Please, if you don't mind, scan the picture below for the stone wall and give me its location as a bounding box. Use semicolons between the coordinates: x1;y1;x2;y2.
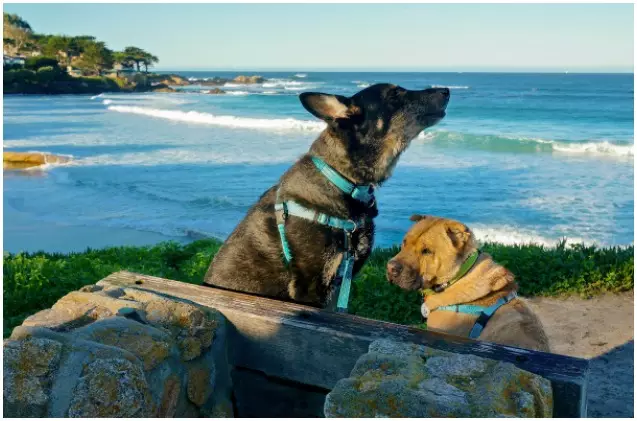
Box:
3;284;233;417
4;283;556;418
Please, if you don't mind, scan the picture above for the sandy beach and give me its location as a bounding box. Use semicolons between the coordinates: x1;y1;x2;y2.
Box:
527;293;634;417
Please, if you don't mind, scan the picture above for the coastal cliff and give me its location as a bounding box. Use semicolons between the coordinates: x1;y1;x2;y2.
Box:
3;69;267;95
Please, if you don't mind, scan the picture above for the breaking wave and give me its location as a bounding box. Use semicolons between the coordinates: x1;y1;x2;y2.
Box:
417;130;633;159
432;85;470;89
107;105;326;132
471;224;600;247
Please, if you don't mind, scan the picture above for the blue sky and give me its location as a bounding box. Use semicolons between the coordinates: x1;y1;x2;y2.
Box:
4;3;634;72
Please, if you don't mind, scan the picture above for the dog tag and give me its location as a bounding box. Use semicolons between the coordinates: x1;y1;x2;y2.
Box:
421;302;430;319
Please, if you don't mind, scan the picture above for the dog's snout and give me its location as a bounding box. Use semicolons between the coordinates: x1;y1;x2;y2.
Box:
434;88;450;108
433;87;450;98
415;87;450;112
387;260;403;279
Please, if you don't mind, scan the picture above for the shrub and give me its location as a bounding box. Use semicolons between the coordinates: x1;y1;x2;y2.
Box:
35;66;58;85
3;68;36;85
3;63;23;71
3;239;633;336
24;56;59;71
112;76;130;89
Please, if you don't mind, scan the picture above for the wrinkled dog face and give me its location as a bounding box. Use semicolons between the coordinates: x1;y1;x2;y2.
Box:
300;84;450;182
386;215;477;291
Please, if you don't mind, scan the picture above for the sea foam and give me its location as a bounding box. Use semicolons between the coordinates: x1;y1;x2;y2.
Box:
416;130;633;158
107;105;326;132
432;85;470;89
471;224;600;247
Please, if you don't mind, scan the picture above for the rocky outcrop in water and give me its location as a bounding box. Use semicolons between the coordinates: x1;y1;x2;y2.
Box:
3;152;71;170
150;83;177;93
158;74;191;86
232;75;265;84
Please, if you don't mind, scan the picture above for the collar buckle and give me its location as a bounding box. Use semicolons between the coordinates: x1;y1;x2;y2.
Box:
274;203;287;224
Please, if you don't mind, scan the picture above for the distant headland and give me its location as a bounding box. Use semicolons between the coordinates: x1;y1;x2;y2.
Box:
3;12;267;95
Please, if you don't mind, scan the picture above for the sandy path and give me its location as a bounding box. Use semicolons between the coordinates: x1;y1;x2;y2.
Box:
526;292;634;418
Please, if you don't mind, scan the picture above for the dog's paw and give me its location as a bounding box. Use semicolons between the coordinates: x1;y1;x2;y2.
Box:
421;302;430;319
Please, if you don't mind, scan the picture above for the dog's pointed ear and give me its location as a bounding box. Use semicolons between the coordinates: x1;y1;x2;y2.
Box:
409;214;428;222
300;92;358;122
445;220;472;250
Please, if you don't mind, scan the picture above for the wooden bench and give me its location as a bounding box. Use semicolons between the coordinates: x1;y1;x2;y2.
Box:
98;271;589;417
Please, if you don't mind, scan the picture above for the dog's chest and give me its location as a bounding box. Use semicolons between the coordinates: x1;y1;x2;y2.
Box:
426;311;478;337
355;228;373;256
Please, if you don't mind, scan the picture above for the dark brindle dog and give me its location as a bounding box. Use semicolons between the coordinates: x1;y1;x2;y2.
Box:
203;83;449;307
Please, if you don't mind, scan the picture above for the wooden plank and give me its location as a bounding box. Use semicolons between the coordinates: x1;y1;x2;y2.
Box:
98;271;589;417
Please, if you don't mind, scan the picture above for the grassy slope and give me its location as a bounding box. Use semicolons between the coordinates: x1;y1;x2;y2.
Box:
3;239;633;336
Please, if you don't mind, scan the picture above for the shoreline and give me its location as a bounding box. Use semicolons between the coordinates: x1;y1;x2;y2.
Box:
2;72;265;96
4;188;632;254
4;206;633;255
3;205;187;254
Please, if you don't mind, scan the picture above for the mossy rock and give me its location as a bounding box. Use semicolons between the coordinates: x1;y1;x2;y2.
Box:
324;339;552;417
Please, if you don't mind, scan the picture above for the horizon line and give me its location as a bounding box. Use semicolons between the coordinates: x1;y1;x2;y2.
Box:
154;68;634;74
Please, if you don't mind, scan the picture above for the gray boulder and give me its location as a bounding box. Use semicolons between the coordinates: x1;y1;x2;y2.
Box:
4;284;233;417
324;339;553;418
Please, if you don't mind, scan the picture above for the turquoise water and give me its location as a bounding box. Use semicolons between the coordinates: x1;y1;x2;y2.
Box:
3;72;634;252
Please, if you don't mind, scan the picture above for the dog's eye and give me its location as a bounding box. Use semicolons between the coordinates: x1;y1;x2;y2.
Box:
421;248;432;255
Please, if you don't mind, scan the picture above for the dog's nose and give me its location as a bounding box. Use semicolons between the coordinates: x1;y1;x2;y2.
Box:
387;260;403;279
435;88;450;109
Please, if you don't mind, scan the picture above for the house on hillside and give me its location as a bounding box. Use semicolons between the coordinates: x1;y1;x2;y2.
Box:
66;66;83;77
104;64;140;82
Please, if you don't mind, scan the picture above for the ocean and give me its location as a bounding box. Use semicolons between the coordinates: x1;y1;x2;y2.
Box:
3;72;634;253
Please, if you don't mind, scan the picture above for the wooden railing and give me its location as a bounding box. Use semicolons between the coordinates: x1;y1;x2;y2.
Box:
98;271;589;417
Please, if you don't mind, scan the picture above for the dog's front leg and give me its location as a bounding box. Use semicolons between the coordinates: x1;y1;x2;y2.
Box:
323;252;344;310
352;227;374;274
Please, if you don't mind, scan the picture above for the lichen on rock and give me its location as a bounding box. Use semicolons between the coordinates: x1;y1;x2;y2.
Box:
74;317;173;370
187;365;212;406
67;358;154;417
324;339;553;418
4;283;232;417
3;337;63;417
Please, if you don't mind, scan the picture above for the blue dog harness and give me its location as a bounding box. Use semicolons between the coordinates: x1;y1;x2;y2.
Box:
274;156;376;312
423;250;518;339
435;291;518;339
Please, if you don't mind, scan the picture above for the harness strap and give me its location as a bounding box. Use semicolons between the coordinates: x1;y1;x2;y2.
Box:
435;291;518;339
335;237;355;312
284;201;358;232
274;157;376;313
274;202;293;263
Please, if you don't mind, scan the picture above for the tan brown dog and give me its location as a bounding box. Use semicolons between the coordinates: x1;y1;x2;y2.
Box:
387;214;550;352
